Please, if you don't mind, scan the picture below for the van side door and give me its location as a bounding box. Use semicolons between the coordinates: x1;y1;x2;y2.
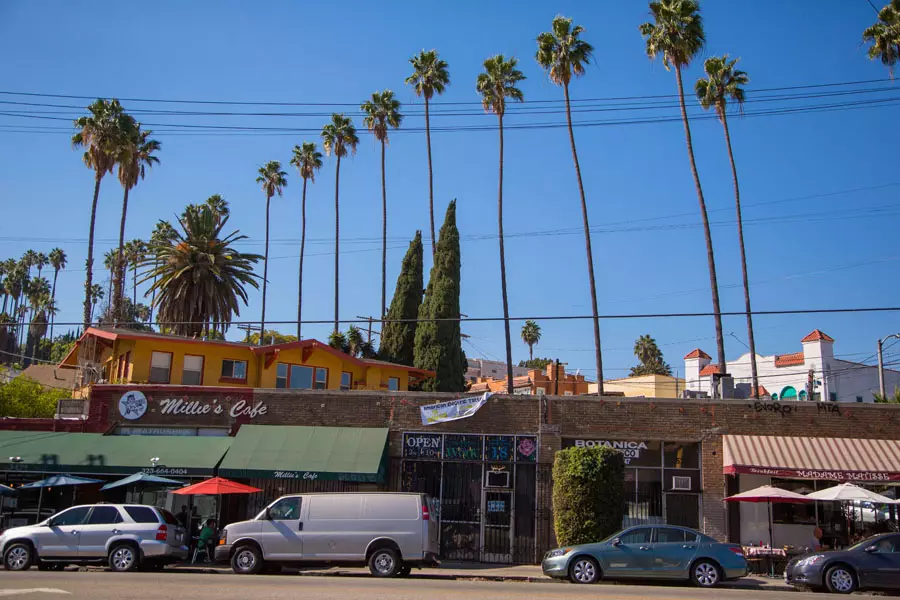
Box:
302;495;363;559
258;496;304;561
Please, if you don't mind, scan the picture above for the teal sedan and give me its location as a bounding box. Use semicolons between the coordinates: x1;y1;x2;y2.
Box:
542;525;748;588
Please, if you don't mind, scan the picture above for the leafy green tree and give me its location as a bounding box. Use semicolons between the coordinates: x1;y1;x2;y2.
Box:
537;15;605;393
321;114;360;333
142;204;262;337
520;320;542;362
290;142;323;339
361;90;403;319
553;446;625;546
248;330;298;345
414;201;466;392
379;231;424;367
328;330;349;354
875;389;900;403
476;54;525;395
114;127;160;323
696;54;757;397
255;160;288;340
406;50;450;257
629;334;672;376
0;377;70;418
72;99;136;329
47;248;66;341
49;331;78;364
98;297;152;332
640;0;726;375
518;357;553;370
863;0;900;77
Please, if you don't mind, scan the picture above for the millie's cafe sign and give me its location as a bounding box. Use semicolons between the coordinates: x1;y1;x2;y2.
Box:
118;391;268;422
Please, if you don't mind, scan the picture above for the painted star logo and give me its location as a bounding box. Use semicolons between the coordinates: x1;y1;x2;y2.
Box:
119;391;147;420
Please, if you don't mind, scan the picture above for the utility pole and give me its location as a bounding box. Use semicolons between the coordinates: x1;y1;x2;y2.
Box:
237;323;261;344
356;315;374;345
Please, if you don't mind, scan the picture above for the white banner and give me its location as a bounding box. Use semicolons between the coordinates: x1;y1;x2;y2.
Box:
420;392;492;426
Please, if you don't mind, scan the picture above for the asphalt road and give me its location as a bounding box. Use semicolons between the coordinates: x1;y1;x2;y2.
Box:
0;571;827;600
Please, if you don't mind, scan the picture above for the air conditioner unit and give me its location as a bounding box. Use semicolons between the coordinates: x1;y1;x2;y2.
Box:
485;470;510;488
672;476;692;491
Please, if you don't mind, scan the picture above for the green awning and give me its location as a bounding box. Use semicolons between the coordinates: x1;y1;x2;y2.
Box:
217;425;389;482
0;431;232;477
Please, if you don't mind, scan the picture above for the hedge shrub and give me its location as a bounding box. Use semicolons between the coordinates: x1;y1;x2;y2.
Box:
552;445;625;546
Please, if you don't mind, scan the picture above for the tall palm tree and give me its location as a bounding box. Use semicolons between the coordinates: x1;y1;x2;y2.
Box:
290;142;323;339
124;239;146;310
205;194;229;225
520;320;542;362
321;114;360;334
47;248;66;341
89;284;104;323
141;204;262;337
406;50;450;257
536;15;606;393
640;0;727;378
113;127;161;324
255;161;288;342
476;54;526;395
21;250;38;278
73;98;136;329
696;54;758;398
103;249;118;319
149;220;178;328
34;252;48;280
863;0;900;77
361;90;404;320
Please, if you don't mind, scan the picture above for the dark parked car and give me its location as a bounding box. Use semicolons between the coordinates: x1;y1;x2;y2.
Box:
785;533;900;594
542;525;748;588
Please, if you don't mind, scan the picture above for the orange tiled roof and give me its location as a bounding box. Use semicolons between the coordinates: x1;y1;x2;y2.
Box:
801;329;834;343
756;385;770;397
685;348;711;360
775;352;805;367
699;364;723;376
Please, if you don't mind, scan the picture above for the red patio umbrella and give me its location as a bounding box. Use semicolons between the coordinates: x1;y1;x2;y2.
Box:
725;485;813;550
173;477;262;526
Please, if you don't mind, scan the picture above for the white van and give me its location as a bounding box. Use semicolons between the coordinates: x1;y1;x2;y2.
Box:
215;492;440;577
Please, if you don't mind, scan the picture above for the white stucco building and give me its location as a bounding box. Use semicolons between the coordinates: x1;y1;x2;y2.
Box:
683;329;900;403
465;358;530;384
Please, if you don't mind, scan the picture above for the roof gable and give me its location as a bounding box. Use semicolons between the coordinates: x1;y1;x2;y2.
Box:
801;329;834;343
684;348;711;360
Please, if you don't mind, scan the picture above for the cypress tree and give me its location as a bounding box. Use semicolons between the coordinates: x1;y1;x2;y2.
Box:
415;201;466;391
379;231;423;366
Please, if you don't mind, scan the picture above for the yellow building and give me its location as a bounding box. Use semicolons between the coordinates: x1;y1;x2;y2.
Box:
589;374;686;399
62;327;433;395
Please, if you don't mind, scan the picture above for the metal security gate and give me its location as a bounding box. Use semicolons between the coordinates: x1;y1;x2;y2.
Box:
482;489;513;562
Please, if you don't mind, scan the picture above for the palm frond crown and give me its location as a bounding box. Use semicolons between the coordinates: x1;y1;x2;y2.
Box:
536;15;594;87
862;0;900;77
290;142;324;182
405;50;451;100
476;54;527;117
361;90;403;143
256;160;288;199
695;54;749;118
639;0;705;70
320;114;360;159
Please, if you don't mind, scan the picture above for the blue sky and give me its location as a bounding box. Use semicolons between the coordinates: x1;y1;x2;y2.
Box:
1;0;898;380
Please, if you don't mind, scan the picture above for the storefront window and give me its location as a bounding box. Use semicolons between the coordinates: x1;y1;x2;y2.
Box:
772;479;816;524
664;442;699;469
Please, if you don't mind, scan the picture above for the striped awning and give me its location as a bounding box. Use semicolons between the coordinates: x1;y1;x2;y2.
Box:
723;435;900;482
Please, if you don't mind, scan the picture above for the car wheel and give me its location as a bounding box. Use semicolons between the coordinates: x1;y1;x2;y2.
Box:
569;557;600;584
368;548;401;577
398;565;412;577
3;542;33;571
824;565;857;594
108;543;139;572
691;560;721;588
231;545;263;575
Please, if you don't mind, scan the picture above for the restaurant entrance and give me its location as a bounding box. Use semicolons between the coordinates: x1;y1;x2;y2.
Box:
394;432;539;564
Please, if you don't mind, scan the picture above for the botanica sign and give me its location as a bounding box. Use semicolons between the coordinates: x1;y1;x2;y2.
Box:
158;397;268;419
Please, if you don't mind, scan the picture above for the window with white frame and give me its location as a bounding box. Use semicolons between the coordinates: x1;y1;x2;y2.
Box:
149;352;172;383
341;371;352;391
182;355;204;385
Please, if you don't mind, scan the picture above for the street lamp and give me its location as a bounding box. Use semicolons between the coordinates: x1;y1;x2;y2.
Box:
877;333;900;400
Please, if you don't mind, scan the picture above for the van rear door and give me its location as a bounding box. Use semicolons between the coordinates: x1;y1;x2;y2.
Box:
423;495;439;557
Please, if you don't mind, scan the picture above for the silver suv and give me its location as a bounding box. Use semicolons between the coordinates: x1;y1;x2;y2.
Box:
1;504;188;572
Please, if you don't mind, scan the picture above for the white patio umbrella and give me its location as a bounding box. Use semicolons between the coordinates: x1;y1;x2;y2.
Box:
806;482;899;504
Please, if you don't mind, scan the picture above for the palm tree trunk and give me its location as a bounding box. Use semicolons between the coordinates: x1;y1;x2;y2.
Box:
106;271;113;322
721;110;758;399
529;343;533;362
675;65;726;382
425;97;436;258
48;268;59;342
381;137;388;320
132;263;138;311
334;155;341;334
83;173;102;329
260;194;271;344
297;177;308;339
564;82;604;395
497;114;514;395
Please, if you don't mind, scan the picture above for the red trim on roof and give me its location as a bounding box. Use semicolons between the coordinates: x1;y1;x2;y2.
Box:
775;351;805;367
801;329;834;343
250;339;364;367
699;364;723;376
684;348;711;360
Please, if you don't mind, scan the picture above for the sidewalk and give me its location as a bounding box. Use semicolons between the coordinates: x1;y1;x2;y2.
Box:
170;561;793;591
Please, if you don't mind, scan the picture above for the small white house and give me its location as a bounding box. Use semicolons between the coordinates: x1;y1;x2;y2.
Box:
684;330;900;403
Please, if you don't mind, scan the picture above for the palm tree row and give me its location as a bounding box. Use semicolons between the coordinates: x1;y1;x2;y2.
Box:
0;249;67;359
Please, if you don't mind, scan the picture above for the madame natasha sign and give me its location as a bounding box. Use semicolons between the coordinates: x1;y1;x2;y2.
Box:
118;391;268;421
